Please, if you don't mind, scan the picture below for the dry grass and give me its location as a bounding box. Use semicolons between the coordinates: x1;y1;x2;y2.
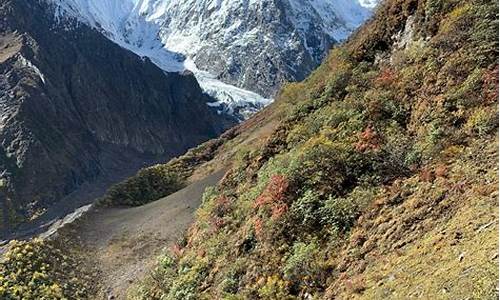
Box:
329;139;499;300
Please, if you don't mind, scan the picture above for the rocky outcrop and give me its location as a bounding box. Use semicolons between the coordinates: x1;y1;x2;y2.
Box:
153;0;373;97
0;0;234;235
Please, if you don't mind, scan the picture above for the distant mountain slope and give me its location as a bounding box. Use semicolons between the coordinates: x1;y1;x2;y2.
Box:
48;0;374;119
149;0;373;96
0;0;233;236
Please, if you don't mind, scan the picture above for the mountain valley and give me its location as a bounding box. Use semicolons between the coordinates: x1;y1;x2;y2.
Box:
0;0;498;299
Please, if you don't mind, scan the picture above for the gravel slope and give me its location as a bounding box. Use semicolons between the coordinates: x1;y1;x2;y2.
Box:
67;170;226;299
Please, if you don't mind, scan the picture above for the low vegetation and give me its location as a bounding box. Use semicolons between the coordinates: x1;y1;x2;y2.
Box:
0;239;92;299
98;130;239;206
130;0;499;298
2;0;498;298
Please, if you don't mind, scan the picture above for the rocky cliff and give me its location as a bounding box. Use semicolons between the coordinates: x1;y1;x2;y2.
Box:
153;0;373;97
49;0;375;118
0;0;233;235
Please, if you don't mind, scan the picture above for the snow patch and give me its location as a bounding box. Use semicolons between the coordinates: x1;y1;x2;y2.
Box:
40;204;92;239
47;0;270;120
18;55;46;84
358;0;379;9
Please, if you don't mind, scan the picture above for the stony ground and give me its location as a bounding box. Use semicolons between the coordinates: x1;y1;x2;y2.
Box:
58;170;226;299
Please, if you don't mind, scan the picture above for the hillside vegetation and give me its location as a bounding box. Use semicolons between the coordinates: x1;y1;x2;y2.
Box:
0;0;498;298
129;0;498;298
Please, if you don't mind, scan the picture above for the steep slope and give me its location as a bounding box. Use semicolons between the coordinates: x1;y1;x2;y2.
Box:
0;0;233;237
148;0;372;97
48;0;374;119
0;0;497;298
122;0;496;298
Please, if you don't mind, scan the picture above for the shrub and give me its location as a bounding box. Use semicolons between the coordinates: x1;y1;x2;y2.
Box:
289;190;323;229
217;261;246;295
464;107;498;137
0;239;90;299
166;256;210;300
257;275;294;300
289;136;370;196
320;195;360;233
283;241;321;284
99;165;184;206
253;175;290;222
446;68;484;109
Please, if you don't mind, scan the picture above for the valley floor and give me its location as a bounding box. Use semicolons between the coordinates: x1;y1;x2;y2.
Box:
57;170;226;299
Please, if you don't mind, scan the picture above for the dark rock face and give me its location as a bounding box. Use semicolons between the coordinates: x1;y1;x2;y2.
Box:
0;0;234;235
153;0;372;97
187;0;326;98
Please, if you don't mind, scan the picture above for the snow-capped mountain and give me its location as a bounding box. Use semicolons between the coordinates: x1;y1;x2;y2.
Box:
0;0;236;236
48;0;375;119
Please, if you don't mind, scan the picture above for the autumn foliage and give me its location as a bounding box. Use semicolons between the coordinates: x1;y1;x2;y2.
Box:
253;175;290;220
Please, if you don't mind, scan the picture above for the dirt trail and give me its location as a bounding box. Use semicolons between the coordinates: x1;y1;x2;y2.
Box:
68;170;225;299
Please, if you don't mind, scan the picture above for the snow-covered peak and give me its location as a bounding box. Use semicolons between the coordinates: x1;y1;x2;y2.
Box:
52;0;134;38
47;0;377;120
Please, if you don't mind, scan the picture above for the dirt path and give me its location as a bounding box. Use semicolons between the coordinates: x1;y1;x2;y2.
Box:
67;170;225;299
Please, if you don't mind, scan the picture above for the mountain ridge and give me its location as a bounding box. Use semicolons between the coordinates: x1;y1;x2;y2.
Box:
48;0;374;119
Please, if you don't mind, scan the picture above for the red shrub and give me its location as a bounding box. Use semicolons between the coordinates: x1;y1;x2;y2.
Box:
170;243;184;259
419;168;435;182
375;68;396;87
254;217;264;239
271;202;289;220
435;165;448;178
253;175;289;209
253;175;290;221
355;126;380;152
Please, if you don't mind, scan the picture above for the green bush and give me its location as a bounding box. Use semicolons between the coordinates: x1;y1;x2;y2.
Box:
465;107;499;136
99;165;184;206
320;195;360;233
257;275;295;300
283;241;321;283
0;239;90;299
166;256;210;300
289;190;323;229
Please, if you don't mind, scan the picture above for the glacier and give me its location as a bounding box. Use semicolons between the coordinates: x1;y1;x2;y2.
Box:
47;0;376;120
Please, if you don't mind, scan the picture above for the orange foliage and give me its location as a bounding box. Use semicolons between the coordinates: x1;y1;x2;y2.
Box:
253;175;290;222
254;217;264;239
419;168;435;182
271;202;289;220
355;126;380;152
435;165;448;178
170;243;184;259
253;175;289;209
375;68;396;87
